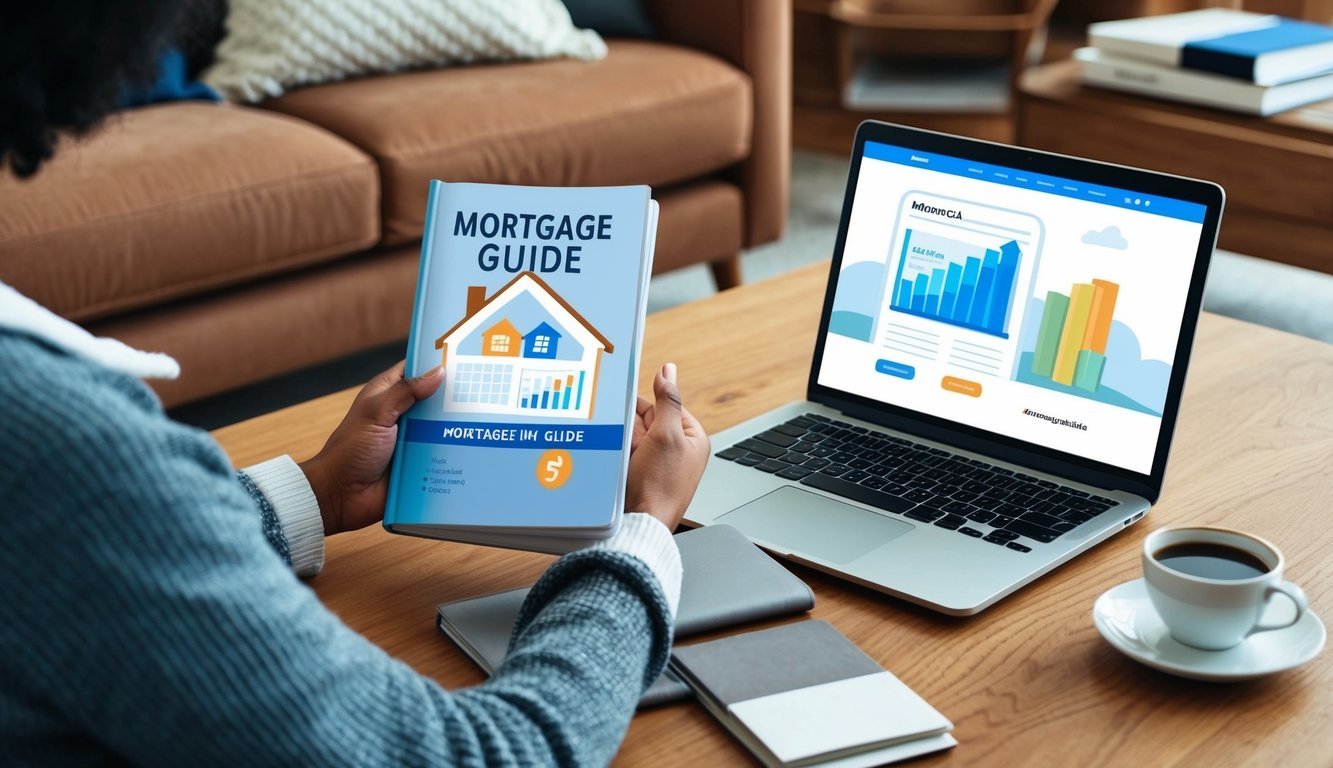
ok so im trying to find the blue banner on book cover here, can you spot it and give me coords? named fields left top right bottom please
left=385, top=181, right=655, bottom=537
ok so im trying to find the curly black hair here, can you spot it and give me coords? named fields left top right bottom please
left=0, top=0, right=227, bottom=178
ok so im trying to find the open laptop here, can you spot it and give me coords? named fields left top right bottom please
left=684, top=121, right=1224, bottom=615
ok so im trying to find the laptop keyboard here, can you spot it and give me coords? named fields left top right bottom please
left=714, top=413, right=1120, bottom=552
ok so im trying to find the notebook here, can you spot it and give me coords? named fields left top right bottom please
left=670, top=620, right=955, bottom=767
left=436, top=524, right=816, bottom=706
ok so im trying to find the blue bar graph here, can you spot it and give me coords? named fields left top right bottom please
left=923, top=268, right=945, bottom=316
left=890, top=229, right=1022, bottom=339
left=940, top=262, right=963, bottom=319
left=968, top=248, right=999, bottom=328
left=911, top=277, right=927, bottom=313
left=519, top=370, right=585, bottom=412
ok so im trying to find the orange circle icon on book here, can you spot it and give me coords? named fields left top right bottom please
left=537, top=449, right=573, bottom=490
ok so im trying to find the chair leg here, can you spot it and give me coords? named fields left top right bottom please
left=709, top=256, right=743, bottom=291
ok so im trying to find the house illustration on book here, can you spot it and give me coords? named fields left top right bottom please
left=435, top=272, right=613, bottom=419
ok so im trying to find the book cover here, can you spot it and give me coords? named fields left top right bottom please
left=1076, top=46, right=1333, bottom=116
left=385, top=181, right=656, bottom=546
left=1089, top=9, right=1333, bottom=86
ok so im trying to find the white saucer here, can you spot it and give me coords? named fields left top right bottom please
left=1092, top=578, right=1326, bottom=681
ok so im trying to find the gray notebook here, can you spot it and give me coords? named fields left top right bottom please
left=671, top=621, right=955, bottom=767
left=436, top=524, right=815, bottom=706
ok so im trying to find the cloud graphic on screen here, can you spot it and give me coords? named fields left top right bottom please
left=1100, top=321, right=1170, bottom=415
left=1081, top=226, right=1128, bottom=250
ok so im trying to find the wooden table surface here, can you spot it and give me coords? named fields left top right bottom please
left=214, top=262, right=1333, bottom=766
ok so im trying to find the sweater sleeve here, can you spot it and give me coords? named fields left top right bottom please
left=0, top=345, right=670, bottom=767
left=237, top=455, right=326, bottom=577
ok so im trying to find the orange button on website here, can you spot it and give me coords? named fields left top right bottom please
left=941, top=376, right=982, bottom=397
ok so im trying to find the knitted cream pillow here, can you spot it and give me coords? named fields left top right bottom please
left=202, top=0, right=608, bottom=102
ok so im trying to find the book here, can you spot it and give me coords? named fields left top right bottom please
left=670, top=621, right=956, bottom=767
left=1076, top=46, right=1333, bottom=116
left=436, top=524, right=816, bottom=707
left=384, top=181, right=658, bottom=553
left=1089, top=9, right=1333, bottom=87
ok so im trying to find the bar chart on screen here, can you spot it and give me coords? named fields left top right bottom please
left=890, top=230, right=1023, bottom=338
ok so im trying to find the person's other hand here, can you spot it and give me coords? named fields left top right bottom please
left=300, top=362, right=445, bottom=535
left=626, top=363, right=710, bottom=531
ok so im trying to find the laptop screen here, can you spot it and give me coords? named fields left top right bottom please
left=817, top=140, right=1209, bottom=476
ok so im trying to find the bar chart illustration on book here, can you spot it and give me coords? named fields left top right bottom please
left=821, top=143, right=1205, bottom=473
left=435, top=272, right=612, bottom=420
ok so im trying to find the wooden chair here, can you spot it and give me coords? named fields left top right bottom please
left=800, top=0, right=1062, bottom=96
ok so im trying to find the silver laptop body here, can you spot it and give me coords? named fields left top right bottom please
left=683, top=122, right=1223, bottom=615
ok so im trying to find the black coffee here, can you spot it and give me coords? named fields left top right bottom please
left=1154, top=543, right=1270, bottom=580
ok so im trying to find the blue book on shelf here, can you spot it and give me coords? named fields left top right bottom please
left=1089, top=9, right=1333, bottom=86
left=384, top=181, right=658, bottom=554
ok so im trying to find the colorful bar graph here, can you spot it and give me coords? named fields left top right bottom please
left=519, top=369, right=585, bottom=412
left=1081, top=279, right=1120, bottom=355
left=1031, top=290, right=1069, bottom=378
left=889, top=229, right=1023, bottom=339
left=1028, top=277, right=1121, bottom=392
left=1073, top=349, right=1107, bottom=392
left=1052, top=283, right=1096, bottom=385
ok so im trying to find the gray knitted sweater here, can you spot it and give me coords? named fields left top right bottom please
left=0, top=328, right=673, bottom=766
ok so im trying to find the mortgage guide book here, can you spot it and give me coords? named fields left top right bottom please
left=384, top=181, right=658, bottom=553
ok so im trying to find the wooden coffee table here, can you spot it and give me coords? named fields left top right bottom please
left=1017, top=60, right=1333, bottom=277
left=214, top=262, right=1333, bottom=766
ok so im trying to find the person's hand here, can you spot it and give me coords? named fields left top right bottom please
left=626, top=363, right=711, bottom=531
left=300, top=362, right=445, bottom=535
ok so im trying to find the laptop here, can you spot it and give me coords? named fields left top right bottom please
left=683, top=121, right=1225, bottom=616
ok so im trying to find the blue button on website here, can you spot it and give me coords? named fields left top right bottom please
left=875, top=359, right=916, bottom=380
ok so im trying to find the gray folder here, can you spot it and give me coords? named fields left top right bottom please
left=670, top=621, right=955, bottom=767
left=436, top=524, right=815, bottom=706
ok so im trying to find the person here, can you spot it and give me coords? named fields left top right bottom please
left=0, top=4, right=712, bottom=764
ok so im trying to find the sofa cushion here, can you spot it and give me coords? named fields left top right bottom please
left=203, top=0, right=607, bottom=103
left=264, top=40, right=752, bottom=246
left=0, top=103, right=379, bottom=322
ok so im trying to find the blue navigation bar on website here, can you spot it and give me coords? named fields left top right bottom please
left=864, top=142, right=1208, bottom=223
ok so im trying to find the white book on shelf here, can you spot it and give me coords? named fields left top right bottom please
left=1075, top=46, right=1333, bottom=116
left=1088, top=8, right=1333, bottom=86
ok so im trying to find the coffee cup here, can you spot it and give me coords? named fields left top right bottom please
left=1142, top=526, right=1308, bottom=651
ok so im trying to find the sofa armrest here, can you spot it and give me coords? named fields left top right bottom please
left=647, top=0, right=791, bottom=248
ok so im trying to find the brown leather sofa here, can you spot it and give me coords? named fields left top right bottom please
left=0, top=1, right=790, bottom=407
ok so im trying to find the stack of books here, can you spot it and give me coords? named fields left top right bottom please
left=1076, top=8, right=1333, bottom=116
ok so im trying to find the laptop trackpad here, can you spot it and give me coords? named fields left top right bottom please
left=716, top=487, right=913, bottom=564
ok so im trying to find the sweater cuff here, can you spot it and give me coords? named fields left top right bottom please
left=242, top=456, right=325, bottom=577
left=589, top=513, right=682, bottom=619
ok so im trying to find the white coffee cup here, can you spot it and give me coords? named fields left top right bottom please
left=1142, top=526, right=1308, bottom=651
